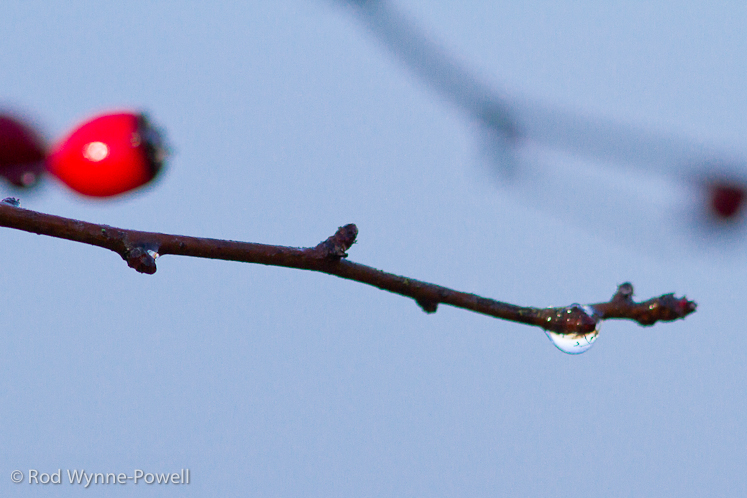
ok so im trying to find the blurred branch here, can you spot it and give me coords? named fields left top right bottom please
left=0, top=200, right=695, bottom=334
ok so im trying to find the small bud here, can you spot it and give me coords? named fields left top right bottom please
left=125, top=246, right=158, bottom=274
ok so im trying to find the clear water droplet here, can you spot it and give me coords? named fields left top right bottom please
left=545, top=304, right=599, bottom=354
left=545, top=327, right=599, bottom=354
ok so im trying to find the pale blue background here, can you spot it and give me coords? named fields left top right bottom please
left=0, top=1, right=745, bottom=496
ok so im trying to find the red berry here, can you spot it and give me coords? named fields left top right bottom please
left=708, top=182, right=745, bottom=220
left=47, top=111, right=167, bottom=197
left=0, top=112, right=47, bottom=187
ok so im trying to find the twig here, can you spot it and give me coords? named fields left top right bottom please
left=0, top=199, right=696, bottom=334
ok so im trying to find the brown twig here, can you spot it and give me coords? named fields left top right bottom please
left=0, top=199, right=696, bottom=334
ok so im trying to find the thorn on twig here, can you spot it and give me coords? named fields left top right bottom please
left=125, top=246, right=159, bottom=275
left=314, top=224, right=358, bottom=259
left=416, top=298, right=438, bottom=313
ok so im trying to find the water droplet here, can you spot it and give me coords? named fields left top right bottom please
left=545, top=304, right=599, bottom=354
left=545, top=324, right=599, bottom=354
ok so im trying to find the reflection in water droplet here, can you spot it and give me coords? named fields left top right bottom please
left=545, top=304, right=599, bottom=354
left=545, top=327, right=599, bottom=354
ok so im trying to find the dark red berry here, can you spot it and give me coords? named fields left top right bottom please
left=709, top=182, right=745, bottom=220
left=0, top=113, right=47, bottom=187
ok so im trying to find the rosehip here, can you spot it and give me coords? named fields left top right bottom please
left=708, top=182, right=745, bottom=220
left=0, top=112, right=47, bottom=188
left=47, top=111, right=167, bottom=197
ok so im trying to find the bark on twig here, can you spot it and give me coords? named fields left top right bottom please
left=0, top=200, right=696, bottom=334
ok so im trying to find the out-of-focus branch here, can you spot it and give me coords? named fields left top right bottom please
left=0, top=200, right=696, bottom=334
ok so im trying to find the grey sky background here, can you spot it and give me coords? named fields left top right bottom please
left=1, top=1, right=745, bottom=496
